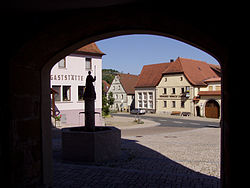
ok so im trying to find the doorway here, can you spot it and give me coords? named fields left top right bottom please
left=196, top=106, right=201, bottom=116
left=205, top=100, right=220, bottom=118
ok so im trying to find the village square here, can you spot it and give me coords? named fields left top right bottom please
left=50, top=42, right=221, bottom=187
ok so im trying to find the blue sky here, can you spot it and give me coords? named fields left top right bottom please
left=96, top=34, right=219, bottom=75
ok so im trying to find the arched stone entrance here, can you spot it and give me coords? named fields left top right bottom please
left=205, top=100, right=220, bottom=118
left=2, top=1, right=242, bottom=188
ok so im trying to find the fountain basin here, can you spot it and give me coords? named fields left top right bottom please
left=62, top=126, right=121, bottom=162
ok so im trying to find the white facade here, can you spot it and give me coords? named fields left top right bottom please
left=135, top=88, right=156, bottom=113
left=108, top=74, right=137, bottom=112
left=50, top=53, right=102, bottom=125
left=108, top=75, right=128, bottom=111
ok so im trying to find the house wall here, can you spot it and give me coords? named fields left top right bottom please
left=200, top=82, right=221, bottom=91
left=196, top=81, right=221, bottom=118
left=196, top=96, right=221, bottom=117
left=127, top=94, right=135, bottom=111
left=50, top=54, right=102, bottom=125
left=156, top=73, right=194, bottom=115
left=108, top=75, right=128, bottom=111
left=135, top=87, right=156, bottom=112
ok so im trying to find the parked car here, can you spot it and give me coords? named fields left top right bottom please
left=130, top=108, right=146, bottom=115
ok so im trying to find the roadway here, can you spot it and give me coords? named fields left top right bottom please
left=111, top=113, right=220, bottom=137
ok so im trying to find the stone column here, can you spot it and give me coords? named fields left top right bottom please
left=85, top=99, right=95, bottom=132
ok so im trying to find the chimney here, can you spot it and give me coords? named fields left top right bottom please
left=170, top=59, right=174, bottom=62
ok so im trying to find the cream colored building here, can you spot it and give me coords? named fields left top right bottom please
left=156, top=73, right=194, bottom=115
left=195, top=78, right=221, bottom=118
left=155, top=57, right=221, bottom=118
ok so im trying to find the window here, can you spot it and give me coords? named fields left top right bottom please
left=181, top=101, right=185, bottom=108
left=149, top=92, right=153, bottom=100
left=216, top=86, right=221, bottom=91
left=143, top=92, right=147, bottom=100
left=209, top=86, right=213, bottom=91
left=181, top=87, right=185, bottom=94
left=52, top=86, right=61, bottom=101
left=113, top=86, right=115, bottom=90
left=139, top=101, right=142, bottom=108
left=63, top=86, right=71, bottom=101
left=165, top=78, right=167, bottom=82
left=149, top=101, right=153, bottom=109
left=172, top=101, right=176, bottom=108
left=144, top=101, right=147, bottom=108
left=164, top=88, right=167, bottom=94
left=180, top=76, right=183, bottom=81
left=138, top=93, right=142, bottom=100
left=78, top=86, right=85, bottom=101
left=85, top=58, right=92, bottom=70
left=172, top=88, right=176, bottom=94
left=58, top=58, right=66, bottom=68
left=164, top=101, right=167, bottom=108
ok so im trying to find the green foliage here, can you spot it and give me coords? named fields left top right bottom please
left=102, top=69, right=119, bottom=116
left=102, top=78, right=115, bottom=117
left=102, top=105, right=110, bottom=116
left=107, top=92, right=114, bottom=106
left=102, top=69, right=120, bottom=84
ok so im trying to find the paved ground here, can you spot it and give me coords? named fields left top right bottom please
left=112, top=113, right=220, bottom=128
left=53, top=115, right=220, bottom=187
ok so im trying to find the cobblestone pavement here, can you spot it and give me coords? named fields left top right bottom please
left=53, top=127, right=220, bottom=187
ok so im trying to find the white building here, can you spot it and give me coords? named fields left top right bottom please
left=108, top=73, right=138, bottom=112
left=135, top=62, right=170, bottom=113
left=50, top=43, right=105, bottom=125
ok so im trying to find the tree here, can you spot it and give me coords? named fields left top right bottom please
left=102, top=85, right=115, bottom=116
left=107, top=92, right=114, bottom=106
left=102, top=69, right=120, bottom=84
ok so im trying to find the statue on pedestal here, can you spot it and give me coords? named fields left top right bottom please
left=83, top=71, right=96, bottom=132
left=83, top=71, right=96, bottom=100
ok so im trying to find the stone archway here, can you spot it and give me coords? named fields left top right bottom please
left=205, top=100, right=220, bottom=118
left=3, top=2, right=242, bottom=188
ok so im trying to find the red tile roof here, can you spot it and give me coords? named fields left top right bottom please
left=162, top=57, right=219, bottom=86
left=73, top=42, right=105, bottom=56
left=198, top=91, right=221, bottom=96
left=119, top=74, right=138, bottom=95
left=135, top=62, right=170, bottom=88
left=209, top=64, right=221, bottom=72
left=102, top=80, right=110, bottom=93
left=204, top=77, right=221, bottom=82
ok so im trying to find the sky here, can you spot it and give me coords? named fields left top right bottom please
left=96, top=34, right=219, bottom=75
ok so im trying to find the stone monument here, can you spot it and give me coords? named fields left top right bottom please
left=62, top=71, right=121, bottom=163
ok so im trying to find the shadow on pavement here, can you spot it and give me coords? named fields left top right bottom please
left=52, top=128, right=220, bottom=187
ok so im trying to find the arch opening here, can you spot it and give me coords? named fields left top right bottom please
left=205, top=99, right=220, bottom=119
left=46, top=33, right=222, bottom=187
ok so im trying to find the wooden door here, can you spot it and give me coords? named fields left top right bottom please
left=205, top=100, right=219, bottom=118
